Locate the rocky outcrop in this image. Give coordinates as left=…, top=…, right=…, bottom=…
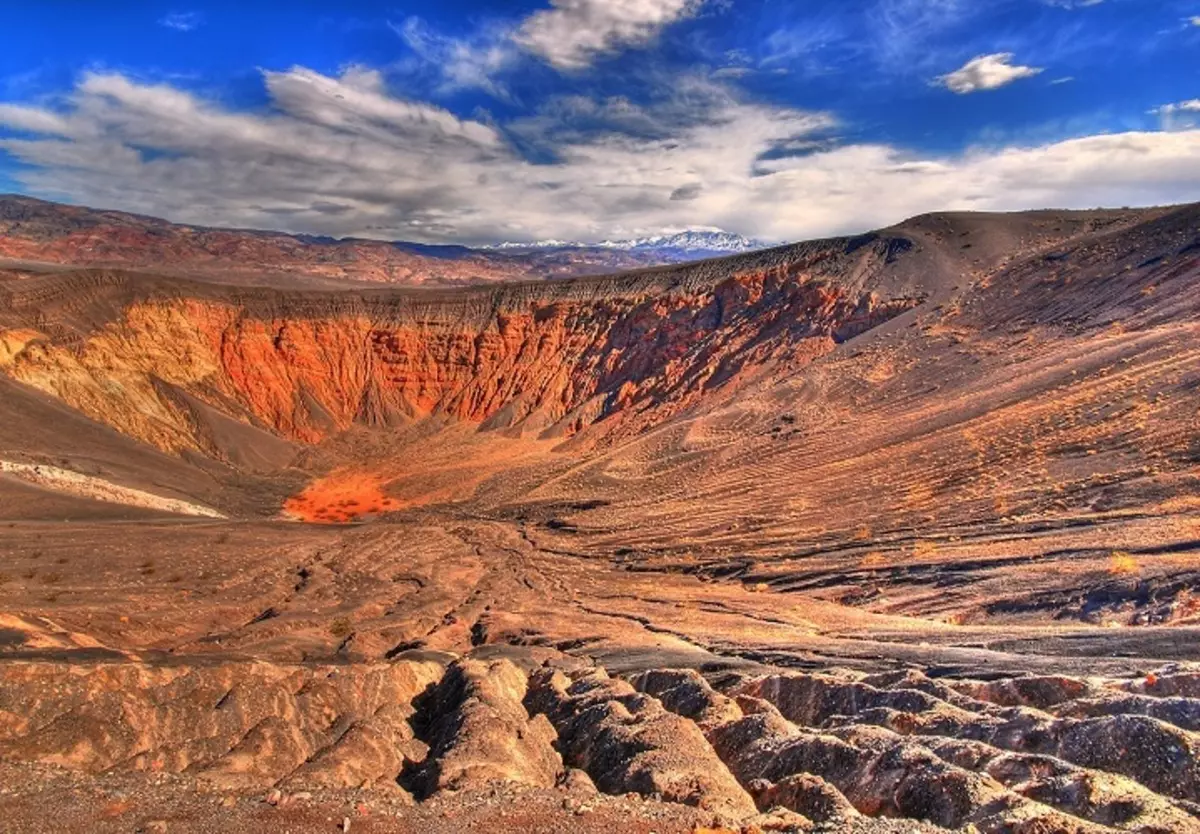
left=408, top=658, right=562, bottom=796
left=1058, top=692, right=1200, bottom=732
left=634, top=670, right=1092, bottom=831
left=744, top=671, right=979, bottom=729
left=949, top=675, right=1099, bottom=710
left=525, top=666, right=758, bottom=821
left=739, top=670, right=1200, bottom=831
left=5, top=656, right=1200, bottom=831
left=0, top=659, right=444, bottom=791
left=925, top=737, right=1200, bottom=831
left=627, top=668, right=744, bottom=730
left=706, top=693, right=1094, bottom=832
left=748, top=773, right=861, bottom=824
left=1121, top=671, right=1200, bottom=700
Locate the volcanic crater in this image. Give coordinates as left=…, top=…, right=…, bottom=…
left=2, top=202, right=1200, bottom=832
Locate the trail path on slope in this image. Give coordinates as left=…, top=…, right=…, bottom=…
left=0, top=460, right=226, bottom=518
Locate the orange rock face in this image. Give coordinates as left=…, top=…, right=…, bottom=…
left=0, top=255, right=920, bottom=456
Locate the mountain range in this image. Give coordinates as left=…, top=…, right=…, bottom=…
left=0, top=195, right=765, bottom=288
left=487, top=230, right=760, bottom=254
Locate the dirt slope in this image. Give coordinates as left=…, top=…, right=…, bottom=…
left=1, top=203, right=1199, bottom=832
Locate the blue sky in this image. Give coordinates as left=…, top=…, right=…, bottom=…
left=1, top=0, right=1198, bottom=244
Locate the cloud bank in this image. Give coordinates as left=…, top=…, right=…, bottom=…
left=1, top=68, right=1198, bottom=245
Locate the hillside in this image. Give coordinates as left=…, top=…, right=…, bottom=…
left=1, top=203, right=1200, bottom=832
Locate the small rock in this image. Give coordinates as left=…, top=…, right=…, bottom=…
left=265, top=789, right=283, bottom=806
left=559, top=767, right=597, bottom=796
left=342, top=816, right=352, bottom=833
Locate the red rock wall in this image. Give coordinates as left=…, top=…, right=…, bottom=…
left=1, top=263, right=920, bottom=455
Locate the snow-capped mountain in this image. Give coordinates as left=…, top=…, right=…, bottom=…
left=596, top=231, right=761, bottom=253
left=488, top=239, right=574, bottom=251
left=488, top=230, right=761, bottom=254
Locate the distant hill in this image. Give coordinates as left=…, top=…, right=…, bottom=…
left=0, top=195, right=768, bottom=287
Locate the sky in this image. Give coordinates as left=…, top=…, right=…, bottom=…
left=0, top=0, right=1198, bottom=245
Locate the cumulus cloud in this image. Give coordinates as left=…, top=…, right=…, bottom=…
left=1, top=68, right=1198, bottom=245
left=937, top=53, right=1043, bottom=94
left=515, top=0, right=704, bottom=69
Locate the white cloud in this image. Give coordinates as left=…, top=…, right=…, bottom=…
left=158, top=11, right=203, bottom=32
left=1153, top=98, right=1200, bottom=131
left=1192, top=16, right=1200, bottom=26
left=0, top=103, right=72, bottom=136
left=1158, top=99, right=1200, bottom=113
left=937, top=53, right=1044, bottom=94
left=394, top=1, right=706, bottom=97
left=514, top=0, right=704, bottom=69
left=1, top=69, right=1199, bottom=246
